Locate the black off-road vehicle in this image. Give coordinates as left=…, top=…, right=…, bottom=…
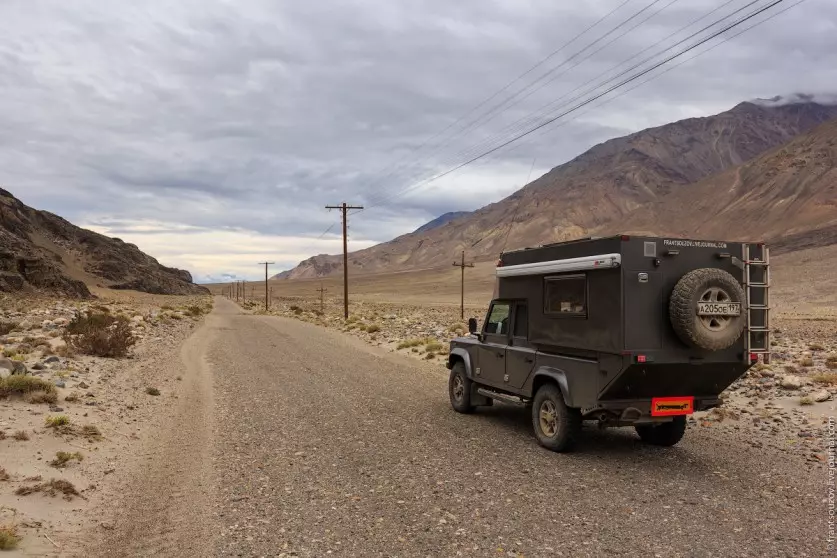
left=446, top=235, right=770, bottom=452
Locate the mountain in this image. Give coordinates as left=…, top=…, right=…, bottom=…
left=412, top=211, right=471, bottom=234
left=0, top=188, right=209, bottom=297
left=610, top=117, right=837, bottom=250
left=278, top=99, right=837, bottom=279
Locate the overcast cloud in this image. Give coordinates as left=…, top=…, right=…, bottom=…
left=1, top=0, right=835, bottom=282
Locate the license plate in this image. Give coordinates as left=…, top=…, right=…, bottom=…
left=651, top=396, right=694, bottom=416
left=697, top=302, right=741, bottom=316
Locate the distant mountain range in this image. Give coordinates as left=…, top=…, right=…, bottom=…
left=0, top=188, right=208, bottom=297
left=412, top=211, right=471, bottom=234
left=277, top=98, right=837, bottom=280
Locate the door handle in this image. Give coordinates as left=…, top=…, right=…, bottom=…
left=524, top=357, right=534, bottom=363
left=497, top=353, right=504, bottom=358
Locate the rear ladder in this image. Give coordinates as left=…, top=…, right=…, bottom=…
left=743, top=244, right=771, bottom=364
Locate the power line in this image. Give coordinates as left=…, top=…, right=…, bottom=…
left=355, top=0, right=635, bottom=202
left=358, top=0, right=788, bottom=210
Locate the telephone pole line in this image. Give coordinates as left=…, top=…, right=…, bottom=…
left=242, top=280, right=246, bottom=304
left=453, top=250, right=475, bottom=320
left=325, top=202, right=364, bottom=319
left=259, top=262, right=275, bottom=311
left=316, top=283, right=327, bottom=314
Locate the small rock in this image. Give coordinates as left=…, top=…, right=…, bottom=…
left=32, top=363, right=45, bottom=370
left=78, top=382, right=89, bottom=389
left=813, top=389, right=831, bottom=403
left=54, top=380, right=66, bottom=388
left=49, top=405, right=64, bottom=412
left=44, top=356, right=60, bottom=364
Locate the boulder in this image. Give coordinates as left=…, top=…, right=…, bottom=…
left=813, top=390, right=831, bottom=403
left=780, top=375, right=803, bottom=390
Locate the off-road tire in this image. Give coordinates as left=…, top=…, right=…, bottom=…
left=635, top=416, right=687, bottom=446
left=669, top=268, right=746, bottom=351
left=531, top=384, right=581, bottom=452
left=449, top=361, right=474, bottom=414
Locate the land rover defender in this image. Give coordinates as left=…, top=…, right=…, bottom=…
left=446, top=235, right=770, bottom=452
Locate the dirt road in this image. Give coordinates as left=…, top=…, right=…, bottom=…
left=88, top=297, right=829, bottom=557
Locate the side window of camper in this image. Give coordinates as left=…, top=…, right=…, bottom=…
left=544, top=274, right=587, bottom=317
left=484, top=302, right=510, bottom=335
left=513, top=303, right=528, bottom=339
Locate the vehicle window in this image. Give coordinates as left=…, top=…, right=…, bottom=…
left=484, top=302, right=510, bottom=335
left=513, top=304, right=528, bottom=338
left=544, top=274, right=587, bottom=317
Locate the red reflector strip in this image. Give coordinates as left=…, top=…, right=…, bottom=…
left=636, top=355, right=646, bottom=363
left=651, top=396, right=694, bottom=417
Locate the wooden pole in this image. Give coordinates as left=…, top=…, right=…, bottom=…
left=325, top=202, right=363, bottom=319
left=259, top=262, right=275, bottom=311
left=453, top=250, right=474, bottom=320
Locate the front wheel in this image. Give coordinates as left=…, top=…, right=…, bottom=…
left=635, top=416, right=687, bottom=446
left=531, top=384, right=581, bottom=452
left=449, top=362, right=474, bottom=414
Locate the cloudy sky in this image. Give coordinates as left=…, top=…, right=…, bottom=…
left=1, top=0, right=835, bottom=282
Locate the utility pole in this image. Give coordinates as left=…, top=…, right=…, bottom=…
left=325, top=202, right=363, bottom=319
left=453, top=250, right=475, bottom=320
left=259, top=262, right=274, bottom=311
left=316, top=283, right=327, bottom=314
left=242, top=280, right=246, bottom=304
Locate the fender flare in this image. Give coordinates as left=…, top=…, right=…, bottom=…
left=532, top=367, right=572, bottom=406
left=448, top=348, right=473, bottom=379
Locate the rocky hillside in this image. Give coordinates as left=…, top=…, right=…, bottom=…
left=279, top=99, right=837, bottom=279
left=0, top=188, right=209, bottom=297
left=412, top=211, right=471, bottom=234
left=612, top=117, right=837, bottom=250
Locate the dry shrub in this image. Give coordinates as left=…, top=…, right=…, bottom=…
left=0, top=430, right=5, bottom=440
left=80, top=425, right=101, bottom=439
left=812, top=373, right=837, bottom=386
left=0, top=375, right=57, bottom=398
left=0, top=322, right=18, bottom=336
left=45, top=415, right=69, bottom=428
left=65, top=391, right=80, bottom=402
left=0, top=467, right=8, bottom=481
left=15, top=478, right=80, bottom=500
left=62, top=311, right=136, bottom=358
left=0, top=524, right=20, bottom=550
left=24, top=390, right=58, bottom=404
left=800, top=357, right=814, bottom=367
left=12, top=430, right=29, bottom=441
left=49, top=451, right=83, bottom=468
left=366, top=324, right=381, bottom=333
left=809, top=343, right=826, bottom=351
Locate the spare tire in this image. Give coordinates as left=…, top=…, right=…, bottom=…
left=669, top=268, right=746, bottom=351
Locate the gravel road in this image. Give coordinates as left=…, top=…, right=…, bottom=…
left=98, top=297, right=831, bottom=557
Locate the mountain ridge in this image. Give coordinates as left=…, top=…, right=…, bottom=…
left=277, top=99, right=837, bottom=280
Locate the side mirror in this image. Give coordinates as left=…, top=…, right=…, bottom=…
left=468, top=318, right=477, bottom=334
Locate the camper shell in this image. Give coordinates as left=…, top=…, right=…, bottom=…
left=446, top=234, right=770, bottom=452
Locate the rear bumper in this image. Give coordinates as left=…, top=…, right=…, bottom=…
left=582, top=397, right=722, bottom=424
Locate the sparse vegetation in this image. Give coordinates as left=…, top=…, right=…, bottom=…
left=800, top=357, right=814, bottom=367
left=366, top=324, right=380, bottom=333
left=0, top=322, right=18, bottom=336
left=80, top=425, right=101, bottom=439
left=185, top=305, right=204, bottom=317
left=1, top=348, right=16, bottom=358
left=15, top=478, right=80, bottom=499
left=24, top=390, right=58, bottom=404
left=49, top=451, right=83, bottom=468
left=799, top=396, right=814, bottom=406
left=65, top=391, right=80, bottom=402
left=812, top=373, right=837, bottom=386
left=146, top=387, right=161, bottom=396
left=0, top=524, right=20, bottom=550
left=63, top=311, right=136, bottom=358
left=425, top=341, right=445, bottom=352
left=397, top=338, right=429, bottom=350
left=0, top=467, right=8, bottom=481
left=809, top=343, right=825, bottom=351
left=784, top=365, right=799, bottom=374
left=12, top=431, right=29, bottom=441
left=0, top=375, right=57, bottom=398
left=45, top=415, right=70, bottom=428
left=0, top=431, right=5, bottom=440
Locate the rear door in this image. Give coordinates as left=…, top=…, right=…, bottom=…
left=506, top=302, right=536, bottom=389
left=476, top=301, right=510, bottom=387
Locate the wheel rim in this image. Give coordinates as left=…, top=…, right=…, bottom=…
left=698, top=287, right=733, bottom=332
left=452, top=374, right=464, bottom=402
left=539, top=400, right=558, bottom=437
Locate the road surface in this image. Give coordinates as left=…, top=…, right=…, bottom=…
left=90, top=297, right=828, bottom=557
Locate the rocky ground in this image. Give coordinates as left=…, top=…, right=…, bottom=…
left=246, top=295, right=837, bottom=467
left=0, top=292, right=212, bottom=555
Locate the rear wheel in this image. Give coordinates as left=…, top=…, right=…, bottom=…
left=635, top=416, right=687, bottom=446
left=531, top=384, right=581, bottom=452
left=449, top=361, right=474, bottom=414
